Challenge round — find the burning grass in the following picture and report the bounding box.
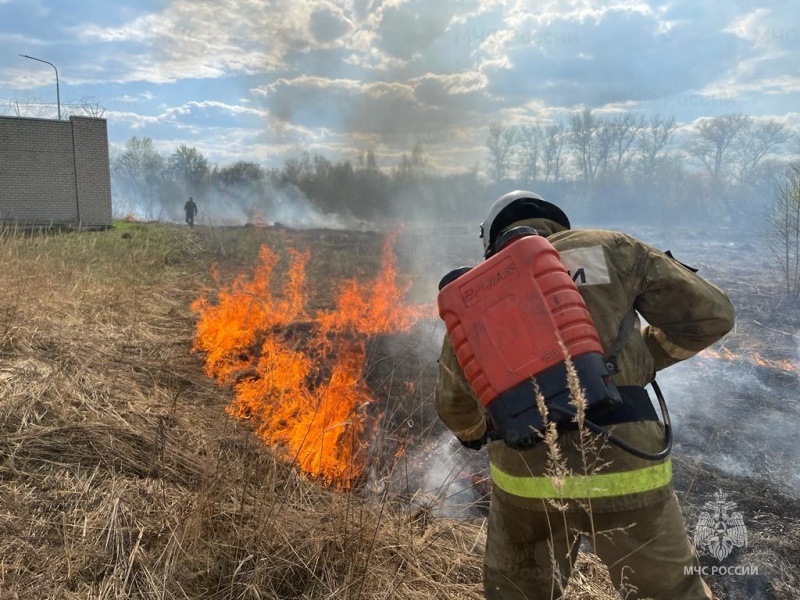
[0,221,796,599]
[191,233,431,487]
[0,222,485,598]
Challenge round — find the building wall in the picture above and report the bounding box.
[0,116,112,228]
[72,117,113,227]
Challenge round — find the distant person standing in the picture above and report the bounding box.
[184,197,198,228]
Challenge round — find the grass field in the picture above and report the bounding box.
[0,222,800,600]
[0,222,630,599]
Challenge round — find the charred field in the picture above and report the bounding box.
[0,220,797,599]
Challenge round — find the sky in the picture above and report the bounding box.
[1,0,799,172]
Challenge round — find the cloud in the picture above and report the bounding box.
[412,71,489,107]
[107,99,328,166]
[110,100,265,131]
[254,72,498,146]
[475,2,750,109]
[374,0,459,60]
[114,91,155,104]
[6,0,800,173]
[72,0,321,83]
[711,4,800,96]
[309,2,353,43]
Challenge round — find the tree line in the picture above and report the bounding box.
[485,110,796,224]
[110,110,799,227]
[110,137,482,224]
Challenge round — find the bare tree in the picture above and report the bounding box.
[410,141,426,171]
[595,117,615,179]
[768,164,800,300]
[542,122,566,183]
[569,108,601,184]
[609,113,644,176]
[365,148,378,171]
[486,121,517,183]
[517,122,543,185]
[684,113,750,181]
[636,114,678,177]
[395,143,426,183]
[732,118,789,186]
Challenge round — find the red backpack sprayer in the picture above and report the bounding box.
[437,195,671,460]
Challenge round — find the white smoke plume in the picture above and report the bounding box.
[407,431,487,518]
[112,179,356,230]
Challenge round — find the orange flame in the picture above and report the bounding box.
[700,347,799,375]
[191,236,428,487]
[248,204,270,227]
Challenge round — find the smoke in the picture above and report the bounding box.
[112,178,355,230]
[394,221,484,311]
[406,431,488,518]
[199,182,351,229]
[656,358,800,494]
[401,221,800,499]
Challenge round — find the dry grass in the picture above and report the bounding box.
[0,222,620,599]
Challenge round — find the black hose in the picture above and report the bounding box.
[550,379,673,462]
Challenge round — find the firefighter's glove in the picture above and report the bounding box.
[459,435,489,451]
[456,418,493,451]
[456,436,482,450]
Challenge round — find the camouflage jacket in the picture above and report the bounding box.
[435,218,736,511]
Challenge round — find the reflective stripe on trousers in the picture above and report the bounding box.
[489,459,672,499]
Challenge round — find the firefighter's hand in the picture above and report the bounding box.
[458,436,488,450]
[456,418,494,450]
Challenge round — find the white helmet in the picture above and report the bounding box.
[480,190,570,257]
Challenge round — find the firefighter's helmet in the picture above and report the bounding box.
[480,190,570,257]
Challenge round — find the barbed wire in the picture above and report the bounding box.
[0,96,106,119]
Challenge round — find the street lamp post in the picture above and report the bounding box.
[19,54,61,120]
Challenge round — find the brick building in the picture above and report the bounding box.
[0,115,113,229]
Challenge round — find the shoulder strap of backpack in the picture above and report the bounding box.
[606,308,636,374]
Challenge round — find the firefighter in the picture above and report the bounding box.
[435,191,735,599]
[184,196,198,228]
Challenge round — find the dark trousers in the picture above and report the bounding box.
[483,491,713,599]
